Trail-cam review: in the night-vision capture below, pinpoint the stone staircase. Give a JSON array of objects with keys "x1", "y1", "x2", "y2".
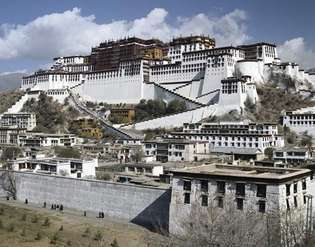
[
  {"x1": 67, "y1": 88, "x2": 143, "y2": 139},
  {"x1": 120, "y1": 104, "x2": 218, "y2": 131},
  {"x1": 6, "y1": 91, "x2": 40, "y2": 114}
]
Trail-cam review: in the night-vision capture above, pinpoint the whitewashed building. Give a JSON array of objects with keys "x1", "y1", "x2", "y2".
[
  {"x1": 0, "y1": 127, "x2": 26, "y2": 145},
  {"x1": 143, "y1": 137, "x2": 210, "y2": 162},
  {"x1": 0, "y1": 112, "x2": 36, "y2": 131},
  {"x1": 171, "y1": 121, "x2": 284, "y2": 160},
  {"x1": 282, "y1": 109, "x2": 315, "y2": 136},
  {"x1": 18, "y1": 133, "x2": 80, "y2": 147},
  {"x1": 10, "y1": 157, "x2": 98, "y2": 178},
  {"x1": 218, "y1": 76, "x2": 258, "y2": 112},
  {"x1": 273, "y1": 147, "x2": 312, "y2": 165},
  {"x1": 124, "y1": 163, "x2": 164, "y2": 177},
  {"x1": 169, "y1": 164, "x2": 315, "y2": 246}
]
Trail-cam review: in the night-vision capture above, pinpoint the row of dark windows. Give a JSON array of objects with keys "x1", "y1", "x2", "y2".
[
  {"x1": 286, "y1": 195, "x2": 307, "y2": 211},
  {"x1": 183, "y1": 180, "x2": 267, "y2": 198},
  {"x1": 288, "y1": 121, "x2": 315, "y2": 125},
  {"x1": 286, "y1": 180, "x2": 307, "y2": 196},
  {"x1": 183, "y1": 193, "x2": 266, "y2": 213}
]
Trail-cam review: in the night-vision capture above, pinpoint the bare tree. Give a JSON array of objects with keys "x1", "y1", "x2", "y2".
[
  {"x1": 0, "y1": 170, "x2": 16, "y2": 199},
  {"x1": 166, "y1": 194, "x2": 313, "y2": 247},
  {"x1": 131, "y1": 149, "x2": 144, "y2": 163}
]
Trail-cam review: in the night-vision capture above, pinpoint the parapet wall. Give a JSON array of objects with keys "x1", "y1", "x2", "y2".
[{"x1": 1, "y1": 171, "x2": 171, "y2": 230}]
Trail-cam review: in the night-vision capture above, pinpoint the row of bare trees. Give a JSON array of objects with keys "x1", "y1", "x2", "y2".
[{"x1": 163, "y1": 196, "x2": 314, "y2": 247}]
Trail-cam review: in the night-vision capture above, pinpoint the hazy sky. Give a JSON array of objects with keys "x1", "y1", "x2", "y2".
[{"x1": 0, "y1": 0, "x2": 314, "y2": 73}]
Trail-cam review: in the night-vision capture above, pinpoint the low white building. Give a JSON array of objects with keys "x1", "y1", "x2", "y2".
[
  {"x1": 10, "y1": 157, "x2": 98, "y2": 178},
  {"x1": 143, "y1": 137, "x2": 210, "y2": 162},
  {"x1": 115, "y1": 139, "x2": 142, "y2": 145},
  {"x1": 171, "y1": 121, "x2": 284, "y2": 160},
  {"x1": 169, "y1": 164, "x2": 315, "y2": 246},
  {"x1": 0, "y1": 112, "x2": 36, "y2": 131},
  {"x1": 18, "y1": 132, "x2": 80, "y2": 147},
  {"x1": 273, "y1": 147, "x2": 312, "y2": 165},
  {"x1": 124, "y1": 163, "x2": 164, "y2": 177}
]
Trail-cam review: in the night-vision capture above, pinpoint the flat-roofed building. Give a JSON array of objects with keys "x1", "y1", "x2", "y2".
[
  {"x1": 0, "y1": 127, "x2": 26, "y2": 145},
  {"x1": 282, "y1": 109, "x2": 315, "y2": 136},
  {"x1": 273, "y1": 147, "x2": 312, "y2": 165},
  {"x1": 80, "y1": 143, "x2": 106, "y2": 155},
  {"x1": 124, "y1": 163, "x2": 164, "y2": 177},
  {"x1": 143, "y1": 137, "x2": 210, "y2": 162},
  {"x1": 171, "y1": 121, "x2": 284, "y2": 160},
  {"x1": 10, "y1": 157, "x2": 98, "y2": 178},
  {"x1": 0, "y1": 112, "x2": 36, "y2": 131},
  {"x1": 109, "y1": 105, "x2": 135, "y2": 123},
  {"x1": 238, "y1": 42, "x2": 278, "y2": 64},
  {"x1": 70, "y1": 117, "x2": 103, "y2": 139},
  {"x1": 169, "y1": 164, "x2": 315, "y2": 246},
  {"x1": 18, "y1": 132, "x2": 80, "y2": 147}
]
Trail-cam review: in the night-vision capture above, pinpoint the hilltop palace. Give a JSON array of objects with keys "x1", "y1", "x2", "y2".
[{"x1": 21, "y1": 35, "x2": 315, "y2": 112}]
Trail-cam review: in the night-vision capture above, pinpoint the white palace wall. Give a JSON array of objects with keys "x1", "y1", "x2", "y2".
[
  {"x1": 235, "y1": 60, "x2": 266, "y2": 83},
  {"x1": 81, "y1": 74, "x2": 144, "y2": 104}
]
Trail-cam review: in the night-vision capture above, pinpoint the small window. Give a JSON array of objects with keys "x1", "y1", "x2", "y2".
[
  {"x1": 257, "y1": 184, "x2": 266, "y2": 198},
  {"x1": 236, "y1": 198, "x2": 243, "y2": 210},
  {"x1": 184, "y1": 193, "x2": 190, "y2": 204},
  {"x1": 183, "y1": 180, "x2": 191, "y2": 191},
  {"x1": 201, "y1": 195, "x2": 208, "y2": 207},
  {"x1": 217, "y1": 197, "x2": 224, "y2": 208},
  {"x1": 236, "y1": 183, "x2": 245, "y2": 197},
  {"x1": 217, "y1": 181, "x2": 225, "y2": 194},
  {"x1": 258, "y1": 201, "x2": 266, "y2": 213},
  {"x1": 201, "y1": 180, "x2": 208, "y2": 192},
  {"x1": 286, "y1": 199, "x2": 290, "y2": 211},
  {"x1": 304, "y1": 195, "x2": 307, "y2": 205},
  {"x1": 294, "y1": 196, "x2": 298, "y2": 208},
  {"x1": 302, "y1": 180, "x2": 306, "y2": 190},
  {"x1": 286, "y1": 184, "x2": 291, "y2": 196},
  {"x1": 294, "y1": 183, "x2": 297, "y2": 193}
]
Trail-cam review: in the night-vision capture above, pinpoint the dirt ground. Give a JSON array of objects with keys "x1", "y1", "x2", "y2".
[{"x1": 0, "y1": 200, "x2": 173, "y2": 247}]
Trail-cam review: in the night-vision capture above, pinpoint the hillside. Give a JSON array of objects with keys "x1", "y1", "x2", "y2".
[
  {"x1": 22, "y1": 93, "x2": 81, "y2": 133},
  {"x1": 204, "y1": 83, "x2": 315, "y2": 124},
  {"x1": 0, "y1": 90, "x2": 24, "y2": 114},
  {"x1": 0, "y1": 72, "x2": 26, "y2": 91},
  {"x1": 0, "y1": 202, "x2": 171, "y2": 247},
  {"x1": 246, "y1": 84, "x2": 315, "y2": 123}
]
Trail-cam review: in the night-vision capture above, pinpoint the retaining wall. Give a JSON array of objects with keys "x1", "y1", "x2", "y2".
[{"x1": 1, "y1": 171, "x2": 171, "y2": 230}]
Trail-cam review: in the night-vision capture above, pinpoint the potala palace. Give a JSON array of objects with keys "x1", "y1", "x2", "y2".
[
  {"x1": 0, "y1": 34, "x2": 313, "y2": 247},
  {"x1": 20, "y1": 35, "x2": 315, "y2": 129}
]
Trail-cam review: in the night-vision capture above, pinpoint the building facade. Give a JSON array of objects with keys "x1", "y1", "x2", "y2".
[
  {"x1": 170, "y1": 121, "x2": 284, "y2": 160},
  {"x1": 10, "y1": 157, "x2": 98, "y2": 178},
  {"x1": 169, "y1": 164, "x2": 315, "y2": 246},
  {"x1": 109, "y1": 106, "x2": 135, "y2": 123},
  {"x1": 70, "y1": 117, "x2": 103, "y2": 139},
  {"x1": 282, "y1": 110, "x2": 315, "y2": 136},
  {"x1": 124, "y1": 163, "x2": 164, "y2": 177},
  {"x1": 0, "y1": 112, "x2": 36, "y2": 131},
  {"x1": 0, "y1": 127, "x2": 26, "y2": 145},
  {"x1": 143, "y1": 137, "x2": 210, "y2": 162},
  {"x1": 18, "y1": 133, "x2": 79, "y2": 147},
  {"x1": 273, "y1": 147, "x2": 312, "y2": 165}
]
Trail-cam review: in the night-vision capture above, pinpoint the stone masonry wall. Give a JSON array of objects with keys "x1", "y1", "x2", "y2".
[{"x1": 0, "y1": 171, "x2": 171, "y2": 230}]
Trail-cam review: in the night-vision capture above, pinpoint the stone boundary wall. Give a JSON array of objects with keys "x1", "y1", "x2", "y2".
[{"x1": 0, "y1": 171, "x2": 171, "y2": 230}]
